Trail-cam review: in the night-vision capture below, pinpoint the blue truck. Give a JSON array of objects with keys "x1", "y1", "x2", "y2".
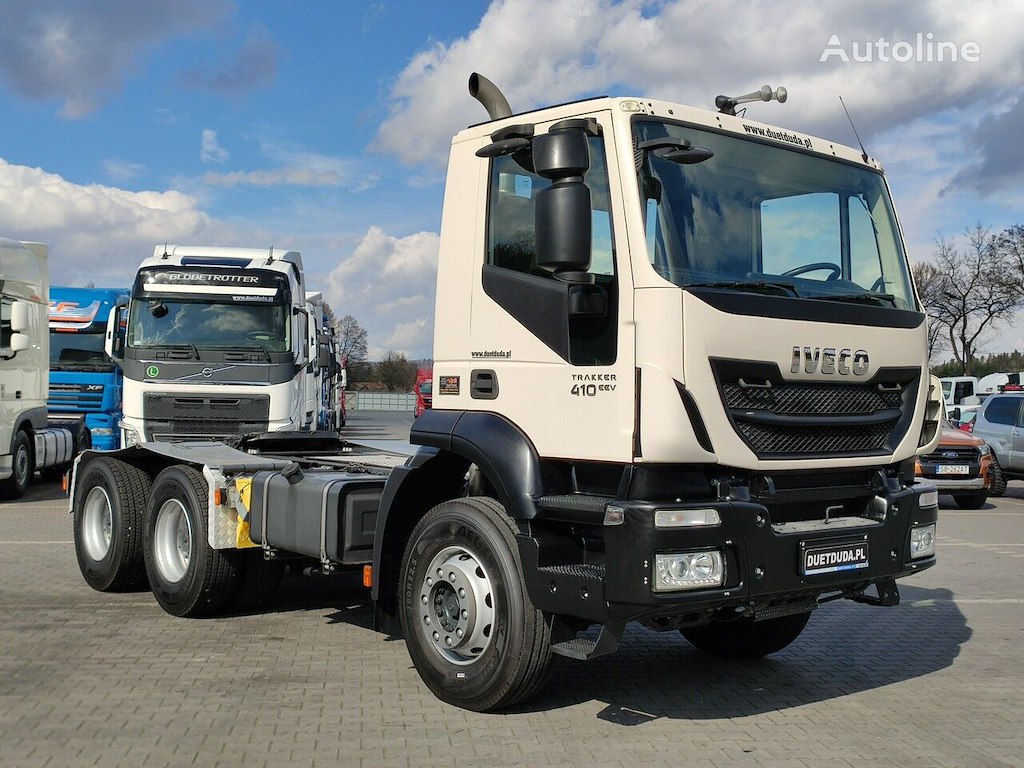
[{"x1": 48, "y1": 287, "x2": 127, "y2": 451}]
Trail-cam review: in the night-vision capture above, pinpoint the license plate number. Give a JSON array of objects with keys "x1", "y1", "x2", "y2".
[
  {"x1": 802, "y1": 540, "x2": 869, "y2": 576},
  {"x1": 935, "y1": 464, "x2": 969, "y2": 475}
]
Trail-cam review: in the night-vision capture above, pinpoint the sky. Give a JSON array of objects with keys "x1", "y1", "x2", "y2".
[{"x1": 1, "y1": 0, "x2": 1022, "y2": 361}]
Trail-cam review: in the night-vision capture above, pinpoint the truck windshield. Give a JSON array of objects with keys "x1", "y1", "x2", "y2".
[
  {"x1": 635, "y1": 120, "x2": 916, "y2": 309},
  {"x1": 49, "y1": 331, "x2": 114, "y2": 372},
  {"x1": 127, "y1": 299, "x2": 290, "y2": 352}
]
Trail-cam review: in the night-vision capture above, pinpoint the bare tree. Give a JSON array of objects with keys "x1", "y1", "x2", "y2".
[
  {"x1": 911, "y1": 261, "x2": 947, "y2": 363},
  {"x1": 928, "y1": 225, "x2": 1022, "y2": 375},
  {"x1": 375, "y1": 351, "x2": 416, "y2": 392},
  {"x1": 334, "y1": 314, "x2": 368, "y2": 379}
]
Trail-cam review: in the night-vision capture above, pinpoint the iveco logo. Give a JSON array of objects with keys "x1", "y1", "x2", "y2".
[{"x1": 791, "y1": 347, "x2": 869, "y2": 376}]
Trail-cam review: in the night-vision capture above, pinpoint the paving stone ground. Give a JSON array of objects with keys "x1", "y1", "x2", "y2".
[{"x1": 1, "y1": 420, "x2": 1022, "y2": 767}]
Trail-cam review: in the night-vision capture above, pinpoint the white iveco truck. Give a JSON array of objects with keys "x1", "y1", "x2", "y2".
[
  {"x1": 112, "y1": 245, "x2": 336, "y2": 444},
  {"x1": 70, "y1": 74, "x2": 942, "y2": 711}
]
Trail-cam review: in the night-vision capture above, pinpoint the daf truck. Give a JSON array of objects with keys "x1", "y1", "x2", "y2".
[
  {"x1": 48, "y1": 286, "x2": 128, "y2": 451},
  {"x1": 111, "y1": 246, "x2": 339, "y2": 445},
  {"x1": 69, "y1": 74, "x2": 942, "y2": 711},
  {"x1": 1, "y1": 239, "x2": 77, "y2": 498}
]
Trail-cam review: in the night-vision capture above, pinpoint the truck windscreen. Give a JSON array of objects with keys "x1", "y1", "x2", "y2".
[
  {"x1": 634, "y1": 119, "x2": 916, "y2": 310},
  {"x1": 49, "y1": 331, "x2": 114, "y2": 372},
  {"x1": 127, "y1": 298, "x2": 291, "y2": 352}
]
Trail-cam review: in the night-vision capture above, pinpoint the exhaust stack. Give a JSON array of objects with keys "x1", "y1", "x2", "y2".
[{"x1": 469, "y1": 73, "x2": 512, "y2": 120}]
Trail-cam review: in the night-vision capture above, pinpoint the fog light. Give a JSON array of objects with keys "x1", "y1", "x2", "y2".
[
  {"x1": 918, "y1": 488, "x2": 939, "y2": 508},
  {"x1": 654, "y1": 508, "x2": 721, "y2": 528},
  {"x1": 910, "y1": 524, "x2": 936, "y2": 559},
  {"x1": 653, "y1": 550, "x2": 724, "y2": 592}
]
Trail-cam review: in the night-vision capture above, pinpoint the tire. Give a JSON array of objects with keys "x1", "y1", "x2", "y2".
[
  {"x1": 953, "y1": 492, "x2": 988, "y2": 510},
  {"x1": 73, "y1": 457, "x2": 150, "y2": 591},
  {"x1": 231, "y1": 550, "x2": 285, "y2": 611},
  {"x1": 0, "y1": 429, "x2": 32, "y2": 500},
  {"x1": 681, "y1": 611, "x2": 812, "y2": 659},
  {"x1": 144, "y1": 465, "x2": 239, "y2": 617},
  {"x1": 989, "y1": 457, "x2": 1007, "y2": 497},
  {"x1": 399, "y1": 497, "x2": 552, "y2": 711}
]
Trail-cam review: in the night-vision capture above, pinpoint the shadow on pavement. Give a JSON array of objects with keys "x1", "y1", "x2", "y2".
[{"x1": 527, "y1": 584, "x2": 968, "y2": 719}]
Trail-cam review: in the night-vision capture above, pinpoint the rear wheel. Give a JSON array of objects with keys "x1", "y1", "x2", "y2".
[
  {"x1": 681, "y1": 611, "x2": 812, "y2": 659},
  {"x1": 953, "y1": 492, "x2": 988, "y2": 509},
  {"x1": 0, "y1": 429, "x2": 32, "y2": 499},
  {"x1": 73, "y1": 457, "x2": 150, "y2": 591},
  {"x1": 144, "y1": 465, "x2": 239, "y2": 617},
  {"x1": 400, "y1": 497, "x2": 552, "y2": 711}
]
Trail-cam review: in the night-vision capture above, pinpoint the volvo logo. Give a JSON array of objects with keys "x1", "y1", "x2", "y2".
[
  {"x1": 791, "y1": 346, "x2": 869, "y2": 376},
  {"x1": 201, "y1": 367, "x2": 214, "y2": 378}
]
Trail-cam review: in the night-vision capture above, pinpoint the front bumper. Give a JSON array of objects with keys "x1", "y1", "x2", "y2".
[{"x1": 522, "y1": 481, "x2": 937, "y2": 626}]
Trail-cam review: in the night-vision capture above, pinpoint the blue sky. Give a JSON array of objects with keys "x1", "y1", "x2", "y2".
[{"x1": 1, "y1": 0, "x2": 1022, "y2": 360}]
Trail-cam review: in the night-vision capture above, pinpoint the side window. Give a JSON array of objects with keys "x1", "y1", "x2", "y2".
[
  {"x1": 487, "y1": 135, "x2": 615, "y2": 279},
  {"x1": 484, "y1": 131, "x2": 618, "y2": 366},
  {"x1": 984, "y1": 397, "x2": 1019, "y2": 426}
]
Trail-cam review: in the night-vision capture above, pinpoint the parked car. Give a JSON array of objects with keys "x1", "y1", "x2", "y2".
[
  {"x1": 966, "y1": 392, "x2": 1024, "y2": 496},
  {"x1": 949, "y1": 404, "x2": 980, "y2": 432},
  {"x1": 916, "y1": 417, "x2": 994, "y2": 508}
]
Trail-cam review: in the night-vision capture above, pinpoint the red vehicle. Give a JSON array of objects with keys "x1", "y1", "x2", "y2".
[{"x1": 414, "y1": 368, "x2": 432, "y2": 417}]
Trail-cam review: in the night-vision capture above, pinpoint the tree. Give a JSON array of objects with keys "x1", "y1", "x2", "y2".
[
  {"x1": 375, "y1": 351, "x2": 416, "y2": 392},
  {"x1": 926, "y1": 225, "x2": 1022, "y2": 376},
  {"x1": 333, "y1": 314, "x2": 368, "y2": 380},
  {"x1": 911, "y1": 261, "x2": 946, "y2": 363}
]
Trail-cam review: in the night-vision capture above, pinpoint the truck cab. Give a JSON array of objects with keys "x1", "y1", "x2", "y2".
[
  {"x1": 113, "y1": 245, "x2": 323, "y2": 444},
  {"x1": 48, "y1": 287, "x2": 127, "y2": 450}
]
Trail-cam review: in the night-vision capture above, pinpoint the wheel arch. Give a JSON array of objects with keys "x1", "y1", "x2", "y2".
[{"x1": 371, "y1": 410, "x2": 546, "y2": 616}]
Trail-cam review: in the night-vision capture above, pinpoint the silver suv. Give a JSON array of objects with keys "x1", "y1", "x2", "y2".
[{"x1": 968, "y1": 392, "x2": 1024, "y2": 495}]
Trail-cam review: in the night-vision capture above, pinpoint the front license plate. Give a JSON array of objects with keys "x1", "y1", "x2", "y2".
[
  {"x1": 935, "y1": 464, "x2": 970, "y2": 475},
  {"x1": 802, "y1": 540, "x2": 869, "y2": 576}
]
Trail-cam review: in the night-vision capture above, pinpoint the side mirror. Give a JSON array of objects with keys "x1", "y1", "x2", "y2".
[
  {"x1": 10, "y1": 300, "x2": 30, "y2": 333},
  {"x1": 105, "y1": 306, "x2": 125, "y2": 362},
  {"x1": 950, "y1": 407, "x2": 961, "y2": 423},
  {"x1": 9, "y1": 332, "x2": 29, "y2": 352},
  {"x1": 293, "y1": 308, "x2": 310, "y2": 367},
  {"x1": 533, "y1": 125, "x2": 593, "y2": 284}
]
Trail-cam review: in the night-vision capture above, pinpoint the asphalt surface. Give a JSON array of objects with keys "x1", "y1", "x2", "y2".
[{"x1": 1, "y1": 411, "x2": 1023, "y2": 767}]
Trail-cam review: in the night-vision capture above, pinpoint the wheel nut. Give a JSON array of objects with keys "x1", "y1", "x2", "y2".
[
  {"x1": 458, "y1": 588, "x2": 466, "y2": 598},
  {"x1": 445, "y1": 636, "x2": 453, "y2": 647},
  {"x1": 456, "y1": 628, "x2": 464, "y2": 638}
]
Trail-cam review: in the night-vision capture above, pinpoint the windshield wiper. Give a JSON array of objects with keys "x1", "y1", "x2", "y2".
[
  {"x1": 238, "y1": 345, "x2": 272, "y2": 362},
  {"x1": 814, "y1": 292, "x2": 896, "y2": 307},
  {"x1": 684, "y1": 280, "x2": 800, "y2": 297}
]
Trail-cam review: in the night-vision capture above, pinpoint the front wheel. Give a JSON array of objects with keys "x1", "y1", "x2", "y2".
[
  {"x1": 681, "y1": 611, "x2": 812, "y2": 659},
  {"x1": 400, "y1": 497, "x2": 552, "y2": 711},
  {"x1": 73, "y1": 457, "x2": 150, "y2": 591},
  {"x1": 143, "y1": 465, "x2": 239, "y2": 617},
  {"x1": 0, "y1": 429, "x2": 32, "y2": 499},
  {"x1": 989, "y1": 457, "x2": 1007, "y2": 497},
  {"x1": 953, "y1": 491, "x2": 988, "y2": 510}
]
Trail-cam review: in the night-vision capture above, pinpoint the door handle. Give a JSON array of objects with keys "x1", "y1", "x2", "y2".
[{"x1": 471, "y1": 369, "x2": 499, "y2": 400}]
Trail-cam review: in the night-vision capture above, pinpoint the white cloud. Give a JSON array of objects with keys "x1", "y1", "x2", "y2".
[
  {"x1": 103, "y1": 158, "x2": 144, "y2": 183},
  {"x1": 200, "y1": 129, "x2": 230, "y2": 164},
  {"x1": 324, "y1": 226, "x2": 439, "y2": 360},
  {"x1": 0, "y1": 157, "x2": 236, "y2": 286}
]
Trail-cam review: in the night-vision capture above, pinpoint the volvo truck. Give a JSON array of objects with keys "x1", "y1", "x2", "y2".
[
  {"x1": 69, "y1": 74, "x2": 942, "y2": 711},
  {"x1": 111, "y1": 246, "x2": 339, "y2": 445},
  {"x1": 1, "y1": 239, "x2": 77, "y2": 498}
]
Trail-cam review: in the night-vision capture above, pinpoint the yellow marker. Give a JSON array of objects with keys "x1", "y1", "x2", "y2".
[{"x1": 234, "y1": 477, "x2": 257, "y2": 549}]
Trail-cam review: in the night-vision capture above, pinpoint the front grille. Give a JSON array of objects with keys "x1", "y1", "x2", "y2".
[
  {"x1": 143, "y1": 393, "x2": 270, "y2": 441},
  {"x1": 920, "y1": 445, "x2": 979, "y2": 463},
  {"x1": 712, "y1": 359, "x2": 918, "y2": 459}
]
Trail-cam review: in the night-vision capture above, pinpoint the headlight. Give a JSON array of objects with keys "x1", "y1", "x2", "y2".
[
  {"x1": 910, "y1": 524, "x2": 936, "y2": 559},
  {"x1": 120, "y1": 422, "x2": 141, "y2": 447},
  {"x1": 653, "y1": 550, "x2": 724, "y2": 592},
  {"x1": 978, "y1": 444, "x2": 991, "y2": 456},
  {"x1": 89, "y1": 427, "x2": 114, "y2": 437}
]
